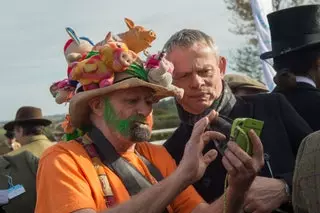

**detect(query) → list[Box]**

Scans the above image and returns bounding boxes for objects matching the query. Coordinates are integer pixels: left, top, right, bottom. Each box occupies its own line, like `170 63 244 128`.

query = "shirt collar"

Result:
18 135 49 145
296 76 316 88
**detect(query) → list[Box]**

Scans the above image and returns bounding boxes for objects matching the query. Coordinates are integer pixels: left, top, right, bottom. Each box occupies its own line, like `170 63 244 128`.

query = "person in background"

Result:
0 134 12 156
0 151 39 213
261 4 320 131
293 130 320 213
4 131 21 151
4 106 53 158
0 131 21 155
224 74 269 96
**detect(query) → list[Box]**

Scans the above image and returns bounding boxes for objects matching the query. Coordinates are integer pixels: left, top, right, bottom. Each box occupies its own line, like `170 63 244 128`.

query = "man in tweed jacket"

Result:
293 131 320 213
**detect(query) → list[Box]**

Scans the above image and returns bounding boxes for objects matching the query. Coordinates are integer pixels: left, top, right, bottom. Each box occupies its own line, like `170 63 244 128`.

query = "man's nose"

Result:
137 101 152 117
190 73 204 89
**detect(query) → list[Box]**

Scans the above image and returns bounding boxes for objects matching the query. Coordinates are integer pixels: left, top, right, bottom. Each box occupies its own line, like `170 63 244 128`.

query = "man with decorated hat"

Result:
260 4 320 131
35 60 265 213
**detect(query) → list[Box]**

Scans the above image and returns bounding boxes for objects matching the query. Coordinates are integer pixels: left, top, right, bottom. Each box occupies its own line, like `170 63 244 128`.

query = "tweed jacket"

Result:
293 131 320 213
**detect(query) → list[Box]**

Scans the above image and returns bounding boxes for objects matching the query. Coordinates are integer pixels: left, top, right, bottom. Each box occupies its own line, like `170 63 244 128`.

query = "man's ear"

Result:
218 56 227 78
88 97 104 117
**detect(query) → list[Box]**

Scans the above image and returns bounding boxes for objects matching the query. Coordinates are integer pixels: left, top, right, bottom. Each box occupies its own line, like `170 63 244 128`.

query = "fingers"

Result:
224 145 248 174
190 110 218 141
207 110 219 124
248 130 265 168
203 149 218 165
222 156 237 176
190 117 209 142
224 131 264 176
226 142 253 169
202 131 226 145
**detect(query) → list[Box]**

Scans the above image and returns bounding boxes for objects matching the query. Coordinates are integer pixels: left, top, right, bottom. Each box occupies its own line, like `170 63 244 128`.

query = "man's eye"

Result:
127 99 138 104
199 69 212 76
146 98 155 105
174 73 188 80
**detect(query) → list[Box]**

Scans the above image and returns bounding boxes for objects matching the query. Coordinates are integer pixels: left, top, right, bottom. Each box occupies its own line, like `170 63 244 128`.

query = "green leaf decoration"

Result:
125 62 148 81
64 129 84 141
85 51 100 59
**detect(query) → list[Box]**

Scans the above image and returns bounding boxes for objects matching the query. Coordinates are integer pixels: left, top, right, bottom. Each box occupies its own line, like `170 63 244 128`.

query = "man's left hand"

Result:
243 176 289 213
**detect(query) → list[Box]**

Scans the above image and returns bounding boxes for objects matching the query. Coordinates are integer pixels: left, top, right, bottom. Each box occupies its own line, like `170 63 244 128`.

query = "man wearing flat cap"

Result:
261 4 320 131
4 106 53 158
224 74 269 96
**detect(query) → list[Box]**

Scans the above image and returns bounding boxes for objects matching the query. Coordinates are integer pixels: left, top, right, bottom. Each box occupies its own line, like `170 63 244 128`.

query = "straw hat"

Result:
69 62 179 128
4 106 52 131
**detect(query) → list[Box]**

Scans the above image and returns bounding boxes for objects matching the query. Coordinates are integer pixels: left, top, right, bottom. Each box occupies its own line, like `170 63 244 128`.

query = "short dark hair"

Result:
273 47 320 75
163 29 219 59
273 46 320 90
16 122 45 136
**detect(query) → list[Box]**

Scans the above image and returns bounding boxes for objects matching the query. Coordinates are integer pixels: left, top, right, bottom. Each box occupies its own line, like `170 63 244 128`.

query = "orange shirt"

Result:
35 141 204 213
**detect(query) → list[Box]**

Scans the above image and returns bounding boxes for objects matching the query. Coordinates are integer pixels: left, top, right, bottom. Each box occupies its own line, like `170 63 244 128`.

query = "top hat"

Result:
3 106 52 131
260 4 320 60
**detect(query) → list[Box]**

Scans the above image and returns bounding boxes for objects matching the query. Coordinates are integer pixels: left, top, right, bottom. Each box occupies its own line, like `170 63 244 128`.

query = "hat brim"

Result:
238 84 269 92
260 40 320 60
3 119 52 131
69 78 177 128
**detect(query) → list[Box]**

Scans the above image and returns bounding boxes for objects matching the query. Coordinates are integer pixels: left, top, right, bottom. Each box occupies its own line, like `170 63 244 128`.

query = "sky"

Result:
0 0 245 121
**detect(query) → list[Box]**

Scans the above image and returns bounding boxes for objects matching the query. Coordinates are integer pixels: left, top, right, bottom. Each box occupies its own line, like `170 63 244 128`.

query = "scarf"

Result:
176 81 236 126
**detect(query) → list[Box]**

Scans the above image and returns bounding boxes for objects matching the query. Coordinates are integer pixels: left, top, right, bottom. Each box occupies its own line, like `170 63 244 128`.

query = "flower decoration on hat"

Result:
50 79 76 105
145 51 184 100
49 19 186 139
61 114 75 134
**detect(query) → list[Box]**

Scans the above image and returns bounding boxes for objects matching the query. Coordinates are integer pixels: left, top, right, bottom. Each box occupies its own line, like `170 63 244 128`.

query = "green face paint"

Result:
104 98 147 138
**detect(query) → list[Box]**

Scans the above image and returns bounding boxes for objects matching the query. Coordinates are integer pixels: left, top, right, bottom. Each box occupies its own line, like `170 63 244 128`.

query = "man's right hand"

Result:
222 130 265 196
177 110 224 184
177 109 264 195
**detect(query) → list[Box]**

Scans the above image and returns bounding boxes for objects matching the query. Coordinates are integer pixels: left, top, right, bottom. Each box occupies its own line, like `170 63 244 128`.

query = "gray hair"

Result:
163 29 219 57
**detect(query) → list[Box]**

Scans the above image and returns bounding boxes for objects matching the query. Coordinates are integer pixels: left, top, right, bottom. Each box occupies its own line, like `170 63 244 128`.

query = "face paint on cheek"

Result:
103 98 148 138
104 98 130 137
